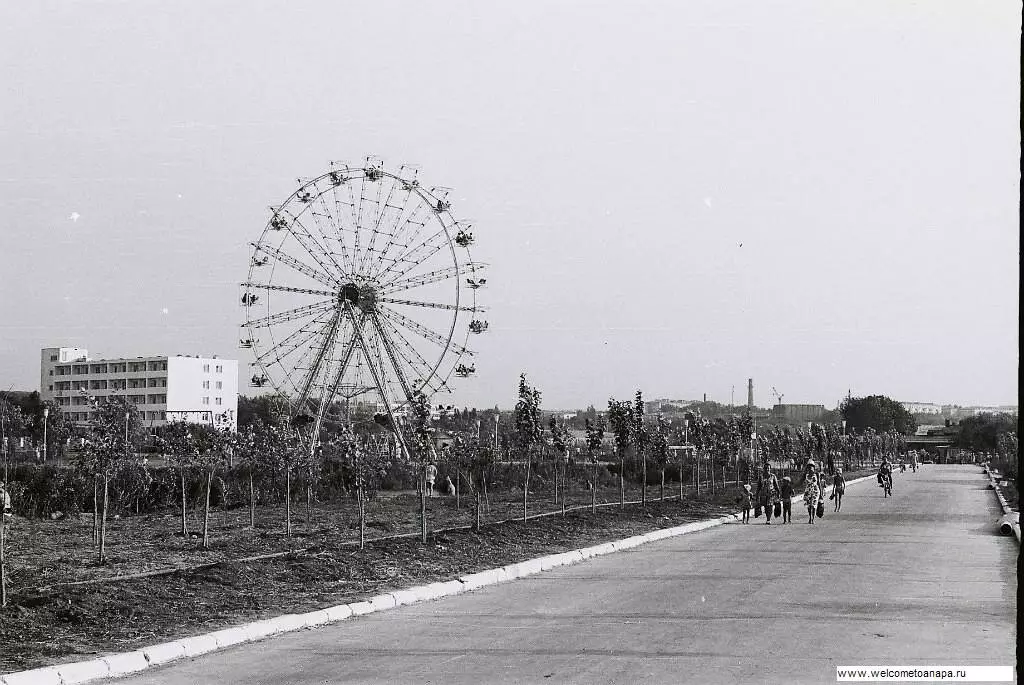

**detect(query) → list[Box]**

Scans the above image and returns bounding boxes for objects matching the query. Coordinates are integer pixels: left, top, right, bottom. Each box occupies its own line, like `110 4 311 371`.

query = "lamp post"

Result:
42 406 50 464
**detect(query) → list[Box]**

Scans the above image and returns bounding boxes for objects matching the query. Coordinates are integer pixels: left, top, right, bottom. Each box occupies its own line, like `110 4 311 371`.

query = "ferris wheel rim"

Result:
241 160 483 416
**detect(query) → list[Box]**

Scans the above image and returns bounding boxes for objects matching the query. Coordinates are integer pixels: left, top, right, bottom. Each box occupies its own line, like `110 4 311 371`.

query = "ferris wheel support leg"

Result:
345 306 414 464
294 306 345 414
308 307 365 459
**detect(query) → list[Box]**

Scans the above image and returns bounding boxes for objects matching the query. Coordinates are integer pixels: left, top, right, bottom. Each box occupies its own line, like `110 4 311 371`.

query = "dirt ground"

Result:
1 471 869 674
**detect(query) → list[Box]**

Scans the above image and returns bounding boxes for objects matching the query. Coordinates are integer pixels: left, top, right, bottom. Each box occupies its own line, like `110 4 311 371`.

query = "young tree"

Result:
607 399 632 508
407 391 436 542
633 391 649 506
234 421 271 529
549 417 573 515
650 415 670 501
514 374 543 521
193 425 230 550
585 416 605 513
79 397 143 563
157 421 199 537
0 399 26 485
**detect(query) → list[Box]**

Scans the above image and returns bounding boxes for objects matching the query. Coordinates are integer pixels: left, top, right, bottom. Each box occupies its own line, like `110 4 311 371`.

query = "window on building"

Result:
48 384 53 391
50 355 58 362
48 370 53 376
202 396 210 405
202 380 210 389
215 397 222 406
215 365 223 373
215 381 222 390
203 364 210 372
160 412 166 421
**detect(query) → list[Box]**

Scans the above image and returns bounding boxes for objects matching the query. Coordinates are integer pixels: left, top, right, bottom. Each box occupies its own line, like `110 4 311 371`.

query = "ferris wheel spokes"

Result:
246 299 336 329
251 242 337 289
371 314 449 396
379 296 480 313
377 304 474 360
240 281 336 298
380 262 487 296
283 212 350 283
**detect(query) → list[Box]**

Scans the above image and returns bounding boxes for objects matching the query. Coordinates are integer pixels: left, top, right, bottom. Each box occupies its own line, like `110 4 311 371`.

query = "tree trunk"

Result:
474 489 481 532
641 452 647 506
358 483 365 550
249 471 255 529
592 460 598 513
483 478 490 514
618 457 624 508
180 468 188 537
695 454 701 496
202 468 212 550
420 468 427 543
523 458 531 522
661 469 665 501
99 474 109 564
679 455 684 500
305 482 312 529
561 461 567 516
93 476 99 545
455 469 460 510
285 469 292 537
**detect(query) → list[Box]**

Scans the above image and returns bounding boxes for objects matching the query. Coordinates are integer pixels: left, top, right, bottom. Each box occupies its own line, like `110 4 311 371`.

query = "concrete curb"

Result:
984 466 1020 543
0 474 876 685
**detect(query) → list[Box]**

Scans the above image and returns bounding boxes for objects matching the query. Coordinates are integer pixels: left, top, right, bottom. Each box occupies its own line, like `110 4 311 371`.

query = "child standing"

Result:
740 484 752 523
779 476 794 523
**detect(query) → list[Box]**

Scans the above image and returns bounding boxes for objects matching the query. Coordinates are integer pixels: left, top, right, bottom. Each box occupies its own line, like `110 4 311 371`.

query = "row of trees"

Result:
0 384 989 609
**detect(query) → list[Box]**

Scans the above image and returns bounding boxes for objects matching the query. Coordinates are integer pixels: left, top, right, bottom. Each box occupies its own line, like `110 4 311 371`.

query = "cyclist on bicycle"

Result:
878 458 893 494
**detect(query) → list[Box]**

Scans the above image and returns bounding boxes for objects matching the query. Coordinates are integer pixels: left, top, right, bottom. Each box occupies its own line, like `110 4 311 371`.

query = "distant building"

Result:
901 402 943 415
644 399 698 414
772 403 826 422
40 346 238 430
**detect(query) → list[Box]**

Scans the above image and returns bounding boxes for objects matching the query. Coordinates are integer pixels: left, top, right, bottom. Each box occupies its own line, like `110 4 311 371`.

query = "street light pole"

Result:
42 406 49 464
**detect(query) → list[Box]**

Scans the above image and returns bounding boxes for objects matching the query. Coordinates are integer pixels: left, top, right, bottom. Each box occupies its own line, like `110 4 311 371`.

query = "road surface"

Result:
118 465 1017 684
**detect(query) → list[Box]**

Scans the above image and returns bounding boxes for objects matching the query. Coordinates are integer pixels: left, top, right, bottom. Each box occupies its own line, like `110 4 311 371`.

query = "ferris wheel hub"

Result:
339 282 378 312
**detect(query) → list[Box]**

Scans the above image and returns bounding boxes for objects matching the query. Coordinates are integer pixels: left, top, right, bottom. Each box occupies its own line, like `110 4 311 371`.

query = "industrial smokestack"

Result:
748 379 754 409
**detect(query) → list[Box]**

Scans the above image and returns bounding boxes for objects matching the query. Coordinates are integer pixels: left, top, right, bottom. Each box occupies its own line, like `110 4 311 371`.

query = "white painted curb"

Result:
57 659 111 684
984 466 1020 543
0 665 64 685
101 652 148 679
3 473 878 685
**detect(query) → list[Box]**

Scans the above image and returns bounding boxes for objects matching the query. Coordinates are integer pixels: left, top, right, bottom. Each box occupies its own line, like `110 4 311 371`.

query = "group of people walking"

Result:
739 460 846 525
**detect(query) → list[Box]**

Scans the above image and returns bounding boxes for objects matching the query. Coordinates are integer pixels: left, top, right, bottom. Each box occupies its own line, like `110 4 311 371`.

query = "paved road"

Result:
120 465 1016 684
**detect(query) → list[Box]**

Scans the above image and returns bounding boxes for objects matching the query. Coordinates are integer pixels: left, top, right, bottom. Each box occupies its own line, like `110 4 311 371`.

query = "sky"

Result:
0 0 1019 411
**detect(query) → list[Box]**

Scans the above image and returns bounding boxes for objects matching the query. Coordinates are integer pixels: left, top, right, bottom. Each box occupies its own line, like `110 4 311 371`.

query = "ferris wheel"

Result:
240 158 487 444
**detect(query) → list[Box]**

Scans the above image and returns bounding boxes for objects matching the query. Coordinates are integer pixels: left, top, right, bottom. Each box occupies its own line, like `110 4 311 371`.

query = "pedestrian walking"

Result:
817 470 828 512
740 484 752 524
779 476 794 523
831 468 846 512
803 468 820 524
756 464 780 525
425 463 438 498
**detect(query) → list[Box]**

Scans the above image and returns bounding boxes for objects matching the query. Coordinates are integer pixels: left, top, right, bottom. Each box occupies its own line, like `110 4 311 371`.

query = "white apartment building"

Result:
40 347 238 431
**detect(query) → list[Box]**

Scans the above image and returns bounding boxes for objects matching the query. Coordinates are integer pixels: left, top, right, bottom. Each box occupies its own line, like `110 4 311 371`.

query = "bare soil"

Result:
1 482 739 674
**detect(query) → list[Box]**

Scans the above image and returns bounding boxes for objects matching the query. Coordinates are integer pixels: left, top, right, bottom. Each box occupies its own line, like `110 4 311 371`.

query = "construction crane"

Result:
771 386 784 406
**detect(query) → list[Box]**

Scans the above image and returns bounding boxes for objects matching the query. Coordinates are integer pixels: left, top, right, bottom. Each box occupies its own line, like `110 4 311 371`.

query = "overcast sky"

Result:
0 1 1019 410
